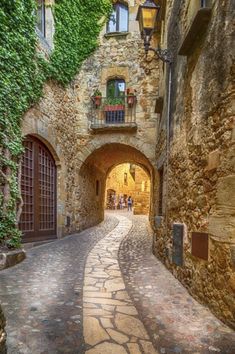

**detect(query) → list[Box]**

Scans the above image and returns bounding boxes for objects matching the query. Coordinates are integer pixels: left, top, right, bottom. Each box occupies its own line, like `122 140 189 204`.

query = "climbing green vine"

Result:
0 0 112 248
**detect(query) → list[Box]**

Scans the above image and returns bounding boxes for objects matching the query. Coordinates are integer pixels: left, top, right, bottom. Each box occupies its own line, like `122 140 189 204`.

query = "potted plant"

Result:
126 88 137 107
104 97 125 111
92 89 102 107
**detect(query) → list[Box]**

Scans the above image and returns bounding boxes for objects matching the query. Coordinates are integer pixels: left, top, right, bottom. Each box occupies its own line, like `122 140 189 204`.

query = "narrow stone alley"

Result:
0 213 235 354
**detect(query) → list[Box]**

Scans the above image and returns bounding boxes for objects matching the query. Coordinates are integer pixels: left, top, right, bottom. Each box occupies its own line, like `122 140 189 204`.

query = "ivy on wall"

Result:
0 0 111 248
50 0 111 85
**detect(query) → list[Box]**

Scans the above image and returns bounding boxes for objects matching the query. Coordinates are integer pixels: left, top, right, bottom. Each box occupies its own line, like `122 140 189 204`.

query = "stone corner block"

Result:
0 249 26 271
205 149 220 171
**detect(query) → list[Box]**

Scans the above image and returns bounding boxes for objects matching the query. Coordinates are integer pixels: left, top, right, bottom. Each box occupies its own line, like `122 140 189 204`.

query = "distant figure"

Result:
113 194 117 210
119 195 124 209
127 196 133 211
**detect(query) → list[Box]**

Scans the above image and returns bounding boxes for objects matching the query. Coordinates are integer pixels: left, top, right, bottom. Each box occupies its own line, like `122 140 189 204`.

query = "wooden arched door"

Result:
19 136 57 242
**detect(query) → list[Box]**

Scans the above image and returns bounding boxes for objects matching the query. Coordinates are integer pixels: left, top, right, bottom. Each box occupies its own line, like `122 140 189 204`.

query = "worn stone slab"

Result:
85 342 128 354
115 313 149 339
84 291 112 298
84 308 112 317
84 317 109 346
116 306 138 316
127 343 142 354
100 317 113 328
104 278 126 292
106 328 129 344
140 340 159 354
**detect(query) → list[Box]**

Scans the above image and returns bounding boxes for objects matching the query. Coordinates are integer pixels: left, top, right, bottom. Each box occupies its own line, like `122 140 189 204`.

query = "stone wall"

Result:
21 0 160 236
133 166 150 215
0 305 6 354
154 0 235 328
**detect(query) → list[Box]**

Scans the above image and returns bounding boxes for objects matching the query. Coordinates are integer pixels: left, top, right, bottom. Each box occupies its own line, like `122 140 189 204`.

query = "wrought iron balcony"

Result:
90 96 137 131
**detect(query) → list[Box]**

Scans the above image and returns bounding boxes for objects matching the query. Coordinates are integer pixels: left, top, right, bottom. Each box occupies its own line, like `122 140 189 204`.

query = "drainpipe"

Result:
165 62 172 254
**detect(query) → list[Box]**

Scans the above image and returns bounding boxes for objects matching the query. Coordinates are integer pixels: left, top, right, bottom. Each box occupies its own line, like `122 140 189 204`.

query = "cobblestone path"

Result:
118 213 235 354
0 216 118 354
0 212 235 354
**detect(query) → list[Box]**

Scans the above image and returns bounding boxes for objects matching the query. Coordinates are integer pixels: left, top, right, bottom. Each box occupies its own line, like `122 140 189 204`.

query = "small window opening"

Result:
107 78 126 98
107 3 128 33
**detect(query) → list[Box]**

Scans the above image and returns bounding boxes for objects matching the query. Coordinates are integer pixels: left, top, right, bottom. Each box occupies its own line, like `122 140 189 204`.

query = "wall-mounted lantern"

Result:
136 0 172 63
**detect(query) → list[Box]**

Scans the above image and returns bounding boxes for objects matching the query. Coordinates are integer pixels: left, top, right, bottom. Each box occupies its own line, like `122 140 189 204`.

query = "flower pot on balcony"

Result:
104 104 125 112
92 89 102 108
94 96 102 107
127 95 136 107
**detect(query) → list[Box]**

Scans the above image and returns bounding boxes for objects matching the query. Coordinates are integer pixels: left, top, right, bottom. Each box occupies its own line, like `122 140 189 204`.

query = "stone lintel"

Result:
104 32 130 39
90 123 137 133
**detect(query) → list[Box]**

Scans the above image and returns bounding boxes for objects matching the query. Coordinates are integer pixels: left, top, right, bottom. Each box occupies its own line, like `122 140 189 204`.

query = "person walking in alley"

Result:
127 196 133 211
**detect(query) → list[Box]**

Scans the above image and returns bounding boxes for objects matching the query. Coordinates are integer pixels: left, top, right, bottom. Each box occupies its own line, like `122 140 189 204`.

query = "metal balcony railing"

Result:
90 96 137 130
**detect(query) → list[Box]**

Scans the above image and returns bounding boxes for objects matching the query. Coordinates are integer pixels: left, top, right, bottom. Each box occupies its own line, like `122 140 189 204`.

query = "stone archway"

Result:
78 143 156 230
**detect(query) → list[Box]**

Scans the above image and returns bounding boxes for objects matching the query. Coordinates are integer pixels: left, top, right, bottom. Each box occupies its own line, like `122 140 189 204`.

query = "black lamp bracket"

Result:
148 47 173 64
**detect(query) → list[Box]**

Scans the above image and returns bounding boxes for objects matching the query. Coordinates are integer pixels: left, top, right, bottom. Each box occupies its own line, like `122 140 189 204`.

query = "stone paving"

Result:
83 214 157 354
118 213 235 354
0 212 235 354
0 216 118 354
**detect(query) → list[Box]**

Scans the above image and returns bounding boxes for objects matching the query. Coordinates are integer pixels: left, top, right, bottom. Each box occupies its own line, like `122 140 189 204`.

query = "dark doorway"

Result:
19 136 57 242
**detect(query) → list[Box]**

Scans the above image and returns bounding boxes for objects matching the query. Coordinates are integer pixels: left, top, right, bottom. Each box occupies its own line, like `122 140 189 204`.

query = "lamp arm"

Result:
148 47 173 64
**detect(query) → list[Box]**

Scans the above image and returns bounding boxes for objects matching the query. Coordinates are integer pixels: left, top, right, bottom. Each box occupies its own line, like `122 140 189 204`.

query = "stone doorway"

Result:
19 135 57 242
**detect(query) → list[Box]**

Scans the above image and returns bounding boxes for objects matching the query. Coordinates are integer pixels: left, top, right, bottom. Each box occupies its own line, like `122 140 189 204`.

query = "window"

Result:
37 0 46 37
107 79 126 98
105 79 126 123
107 3 128 33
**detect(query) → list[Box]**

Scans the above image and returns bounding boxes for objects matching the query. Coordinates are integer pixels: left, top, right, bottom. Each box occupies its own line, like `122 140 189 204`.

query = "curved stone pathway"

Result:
1 212 235 354
83 214 157 354
119 214 235 354
0 215 118 354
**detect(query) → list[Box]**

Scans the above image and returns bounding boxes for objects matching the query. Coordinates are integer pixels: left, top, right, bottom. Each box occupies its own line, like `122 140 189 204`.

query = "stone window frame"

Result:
100 67 129 96
106 1 129 35
36 0 55 51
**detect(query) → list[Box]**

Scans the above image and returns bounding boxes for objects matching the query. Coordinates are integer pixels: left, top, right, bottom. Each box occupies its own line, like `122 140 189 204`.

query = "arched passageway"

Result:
106 163 150 215
78 143 156 230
